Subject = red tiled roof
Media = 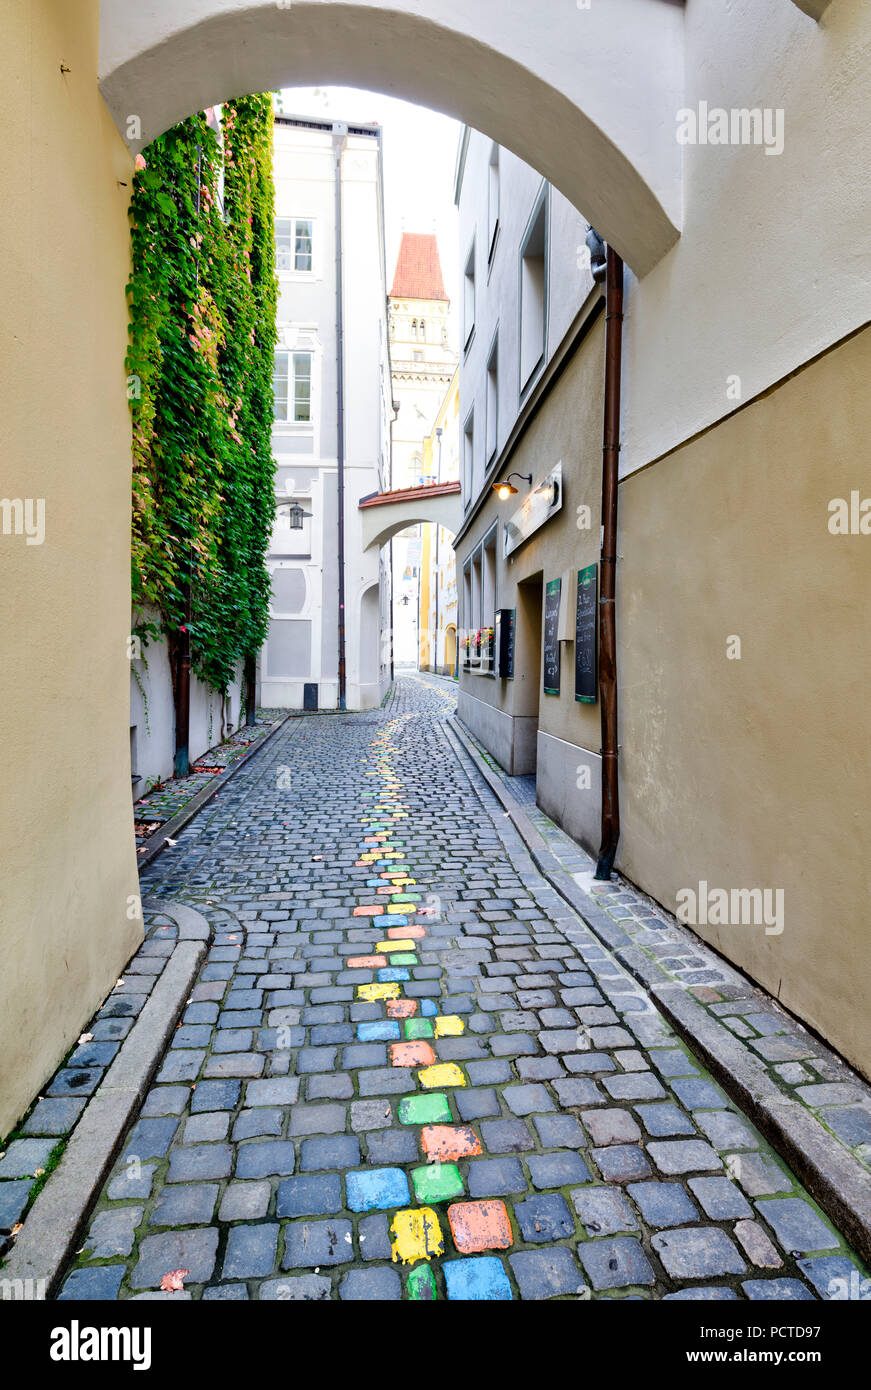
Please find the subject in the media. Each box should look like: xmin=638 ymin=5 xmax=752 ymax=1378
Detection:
xmin=389 ymin=233 xmax=449 ymax=303
xmin=359 ymin=481 xmax=461 ymax=509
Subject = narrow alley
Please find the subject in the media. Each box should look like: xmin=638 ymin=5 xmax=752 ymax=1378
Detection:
xmin=54 ymin=677 xmax=865 ymax=1301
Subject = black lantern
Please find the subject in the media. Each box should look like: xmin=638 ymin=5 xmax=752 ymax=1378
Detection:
xmin=278 ymin=501 xmax=312 ymax=531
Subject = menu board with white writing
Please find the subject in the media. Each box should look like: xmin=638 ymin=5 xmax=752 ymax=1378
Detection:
xmin=575 ymin=564 xmax=598 ymax=704
xmin=543 ymin=579 xmax=561 ymax=696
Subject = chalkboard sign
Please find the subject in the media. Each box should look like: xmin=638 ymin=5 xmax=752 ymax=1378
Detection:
xmin=543 ymin=579 xmax=561 ymax=695
xmin=495 ymin=608 xmax=515 ymax=679
xmin=575 ymin=564 xmax=598 ymax=704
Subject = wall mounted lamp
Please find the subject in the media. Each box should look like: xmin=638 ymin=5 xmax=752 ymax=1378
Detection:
xmin=492 ymin=472 xmax=532 ymax=501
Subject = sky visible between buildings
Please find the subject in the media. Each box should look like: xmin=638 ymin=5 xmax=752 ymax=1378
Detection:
xmin=279 ymin=86 xmax=461 ymax=347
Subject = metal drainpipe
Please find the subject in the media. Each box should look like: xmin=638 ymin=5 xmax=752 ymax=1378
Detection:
xmin=333 ymin=123 xmax=348 ymax=711
xmin=595 ymin=245 xmax=625 ymax=880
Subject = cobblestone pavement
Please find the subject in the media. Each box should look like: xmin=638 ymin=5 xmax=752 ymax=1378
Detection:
xmin=57 ymin=677 xmax=868 ymax=1300
xmin=461 ymin=706 xmax=871 ymax=1191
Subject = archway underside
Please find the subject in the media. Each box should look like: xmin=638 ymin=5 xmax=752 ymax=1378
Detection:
xmin=99 ymin=0 xmax=683 ymax=276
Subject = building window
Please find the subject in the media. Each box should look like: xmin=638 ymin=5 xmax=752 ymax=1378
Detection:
xmin=486 ymin=332 xmax=499 ymax=463
xmin=411 ymin=319 xmax=418 ymax=340
xmin=464 ymin=240 xmax=476 ymax=352
xmin=463 ymin=410 xmax=475 ymax=509
xmin=487 ymin=144 xmax=500 ymax=266
xmin=273 ymin=350 xmax=313 ymax=423
xmin=520 ymin=190 xmax=548 ymax=392
xmin=420 ymin=320 xmax=427 ymax=342
xmin=276 ymin=217 xmax=314 ymax=274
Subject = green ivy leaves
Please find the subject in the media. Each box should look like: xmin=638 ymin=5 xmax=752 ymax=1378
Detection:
xmin=127 ymin=96 xmax=278 ymax=695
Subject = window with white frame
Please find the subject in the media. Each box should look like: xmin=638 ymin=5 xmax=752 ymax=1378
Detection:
xmin=276 ymin=217 xmax=314 ymax=274
xmin=463 ymin=409 xmax=475 ymax=509
xmin=486 ymin=333 xmax=499 ymax=463
xmin=461 ymin=526 xmax=498 ymax=670
xmin=520 ymin=191 xmax=548 ymax=392
xmin=487 ymin=144 xmax=500 ymax=265
xmin=463 ymin=240 xmax=476 ymax=352
xmin=273 ymin=350 xmax=313 ymax=424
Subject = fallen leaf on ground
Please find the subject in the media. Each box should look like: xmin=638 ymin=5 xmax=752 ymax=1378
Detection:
xmin=160 ymin=1268 xmax=190 ymax=1292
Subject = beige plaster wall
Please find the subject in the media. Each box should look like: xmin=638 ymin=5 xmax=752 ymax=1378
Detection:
xmin=619 ymin=326 xmax=871 ymax=1077
xmin=0 ymin=0 xmax=142 ymax=1135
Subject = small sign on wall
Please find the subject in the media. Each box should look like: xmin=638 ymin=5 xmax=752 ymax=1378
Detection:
xmin=575 ymin=564 xmax=598 ymax=704
xmin=543 ymin=578 xmax=561 ymax=696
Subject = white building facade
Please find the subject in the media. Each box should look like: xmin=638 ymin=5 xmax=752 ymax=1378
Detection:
xmin=261 ymin=113 xmax=393 ymax=710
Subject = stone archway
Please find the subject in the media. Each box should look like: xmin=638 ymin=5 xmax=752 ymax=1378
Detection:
xmin=1 ymin=0 xmax=687 ymax=1134
xmin=98 ymin=0 xmax=685 ymax=277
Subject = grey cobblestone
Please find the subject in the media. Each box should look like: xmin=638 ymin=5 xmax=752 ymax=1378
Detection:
xmin=49 ymin=676 xmax=866 ymax=1301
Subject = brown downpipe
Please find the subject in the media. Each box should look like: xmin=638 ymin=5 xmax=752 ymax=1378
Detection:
xmin=595 ymin=245 xmax=625 ymax=880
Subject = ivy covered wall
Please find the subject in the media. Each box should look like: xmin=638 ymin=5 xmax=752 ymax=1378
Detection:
xmin=127 ymin=95 xmax=277 ymax=696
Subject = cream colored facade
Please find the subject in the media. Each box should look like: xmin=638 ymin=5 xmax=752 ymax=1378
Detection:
xmin=1 ymin=0 xmax=870 ymax=1135
xmin=0 ymin=0 xmax=142 ymax=1136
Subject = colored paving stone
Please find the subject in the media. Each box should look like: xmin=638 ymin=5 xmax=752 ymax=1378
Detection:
xmin=444 ymin=1257 xmax=513 ymax=1301
xmin=419 ymin=1063 xmax=466 ymax=1089
xmin=407 ymin=1263 xmax=438 ymax=1300
xmin=346 ymin=1167 xmax=410 ymax=1212
xmin=357 ymin=1020 xmax=401 ymax=1042
xmin=387 ymin=999 xmax=418 ymax=1019
xmin=390 ymin=1206 xmax=445 ymax=1264
xmin=52 ymin=676 xmax=864 ymax=1303
xmin=390 ymin=1040 xmax=436 ymax=1068
xmin=398 ymin=1093 xmax=452 ymax=1126
xmin=411 ymin=1161 xmax=465 ymax=1204
xmin=420 ymin=1124 xmax=482 ymax=1161
xmin=434 ymin=1015 xmax=465 ymax=1038
xmin=356 ymin=982 xmax=401 ymax=1002
xmin=404 ymin=1018 xmax=435 ymax=1040
xmin=448 ymin=1200 xmax=513 ymax=1253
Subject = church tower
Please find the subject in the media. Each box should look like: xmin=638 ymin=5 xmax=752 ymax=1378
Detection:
xmin=388 ymin=233 xmax=457 ymax=490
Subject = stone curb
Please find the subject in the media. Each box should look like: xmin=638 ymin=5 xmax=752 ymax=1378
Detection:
xmin=2 ymin=936 xmax=207 ymax=1298
xmin=141 ymin=899 xmax=211 ymax=941
xmin=137 ymin=714 xmax=298 ymax=869
xmin=446 ymin=714 xmax=871 ymax=1268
